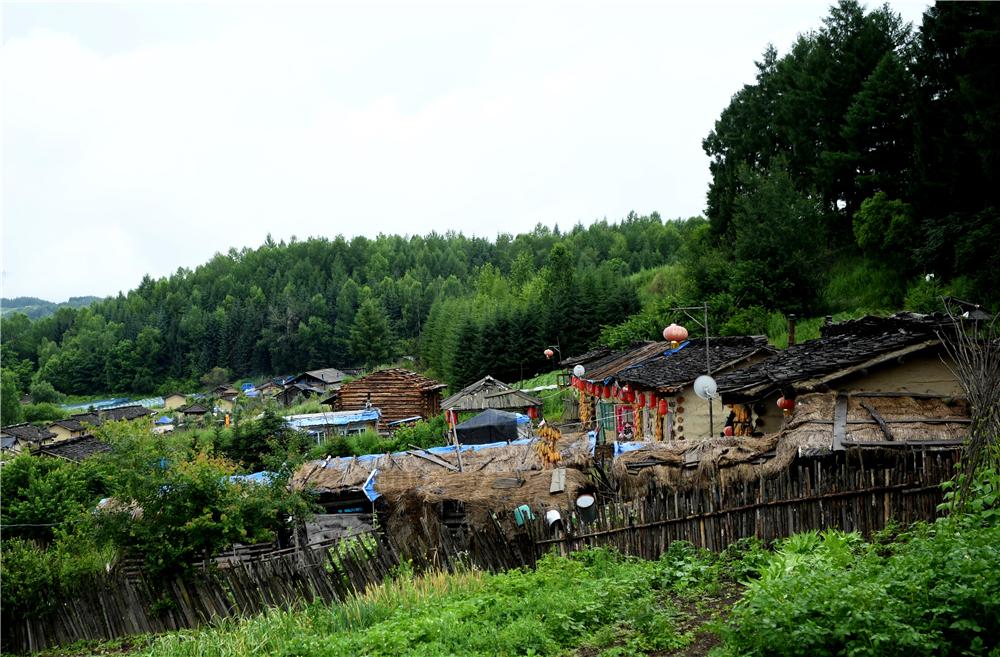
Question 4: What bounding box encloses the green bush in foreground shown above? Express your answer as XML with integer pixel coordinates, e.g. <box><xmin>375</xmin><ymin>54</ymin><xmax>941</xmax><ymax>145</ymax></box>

<box><xmin>719</xmin><ymin>519</ymin><xmax>1000</xmax><ymax>657</ymax></box>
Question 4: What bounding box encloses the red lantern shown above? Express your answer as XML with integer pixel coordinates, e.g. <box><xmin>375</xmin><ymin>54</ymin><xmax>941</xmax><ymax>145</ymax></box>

<box><xmin>544</xmin><ymin>348</ymin><xmax>554</xmax><ymax>359</ymax></box>
<box><xmin>527</xmin><ymin>406</ymin><xmax>538</xmax><ymax>420</ymax></box>
<box><xmin>777</xmin><ymin>397</ymin><xmax>795</xmax><ymax>411</ymax></box>
<box><xmin>625</xmin><ymin>390</ymin><xmax>635</xmax><ymax>403</ymax></box>
<box><xmin>723</xmin><ymin>425</ymin><xmax>734</xmax><ymax>437</ymax></box>
<box><xmin>637</xmin><ymin>392</ymin><xmax>646</xmax><ymax>406</ymax></box>
<box><xmin>657</xmin><ymin>399</ymin><xmax>668</xmax><ymax>415</ymax></box>
<box><xmin>648</xmin><ymin>394</ymin><xmax>656</xmax><ymax>409</ymax></box>
<box><xmin>446</xmin><ymin>410</ymin><xmax>457</xmax><ymax>426</ymax></box>
<box><xmin>602</xmin><ymin>386</ymin><xmax>611</xmax><ymax>399</ymax></box>
<box><xmin>663</xmin><ymin>323</ymin><xmax>689</xmax><ymax>344</ymax></box>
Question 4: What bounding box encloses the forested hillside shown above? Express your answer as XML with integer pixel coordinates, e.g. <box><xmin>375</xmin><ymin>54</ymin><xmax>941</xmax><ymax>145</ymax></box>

<box><xmin>1</xmin><ymin>1</ymin><xmax>997</xmax><ymax>408</ymax></box>
<box><xmin>0</xmin><ymin>296</ymin><xmax>102</xmax><ymax>320</ymax></box>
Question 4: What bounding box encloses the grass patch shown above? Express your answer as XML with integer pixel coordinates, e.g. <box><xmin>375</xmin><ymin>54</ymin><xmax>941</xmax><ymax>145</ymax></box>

<box><xmin>512</xmin><ymin>371</ymin><xmax>567</xmax><ymax>422</ymax></box>
<box><xmin>132</xmin><ymin>549</ymin><xmax>694</xmax><ymax>657</ymax></box>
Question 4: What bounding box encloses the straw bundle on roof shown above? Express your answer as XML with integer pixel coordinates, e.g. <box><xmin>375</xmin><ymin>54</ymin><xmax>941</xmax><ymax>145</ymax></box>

<box><xmin>291</xmin><ymin>433</ymin><xmax>594</xmax><ymax>494</ymax></box>
<box><xmin>378</xmin><ymin>467</ymin><xmax>590</xmax><ymax>512</ymax></box>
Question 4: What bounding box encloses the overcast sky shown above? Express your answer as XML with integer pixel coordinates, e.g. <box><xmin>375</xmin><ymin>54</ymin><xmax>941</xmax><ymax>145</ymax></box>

<box><xmin>2</xmin><ymin>0</ymin><xmax>930</xmax><ymax>302</ymax></box>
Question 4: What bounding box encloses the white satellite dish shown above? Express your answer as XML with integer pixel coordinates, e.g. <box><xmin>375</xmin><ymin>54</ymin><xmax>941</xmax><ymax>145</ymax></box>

<box><xmin>693</xmin><ymin>375</ymin><xmax>718</xmax><ymax>400</ymax></box>
<box><xmin>573</xmin><ymin>364</ymin><xmax>585</xmax><ymax>377</ymax></box>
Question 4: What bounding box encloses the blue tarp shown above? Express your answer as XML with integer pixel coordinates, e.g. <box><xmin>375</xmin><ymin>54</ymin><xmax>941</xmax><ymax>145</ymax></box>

<box><xmin>362</xmin><ymin>469</ymin><xmax>380</xmax><ymax>501</ymax></box>
<box><xmin>284</xmin><ymin>409</ymin><xmax>381</xmax><ymax>429</ymax></box>
<box><xmin>228</xmin><ymin>471</ymin><xmax>275</xmax><ymax>485</ymax></box>
<box><xmin>155</xmin><ymin>416</ymin><xmax>173</xmax><ymax>425</ymax></box>
<box><xmin>613</xmin><ymin>440</ymin><xmax>647</xmax><ymax>457</ymax></box>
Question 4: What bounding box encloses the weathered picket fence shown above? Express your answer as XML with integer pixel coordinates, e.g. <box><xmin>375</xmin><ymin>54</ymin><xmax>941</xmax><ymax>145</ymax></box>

<box><xmin>2</xmin><ymin>448</ymin><xmax>958</xmax><ymax>654</ymax></box>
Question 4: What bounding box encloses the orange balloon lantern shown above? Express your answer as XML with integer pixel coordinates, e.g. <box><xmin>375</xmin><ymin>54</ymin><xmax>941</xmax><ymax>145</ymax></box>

<box><xmin>663</xmin><ymin>323</ymin><xmax>689</xmax><ymax>347</ymax></box>
<box><xmin>723</xmin><ymin>425</ymin><xmax>734</xmax><ymax>437</ymax></box>
<box><xmin>544</xmin><ymin>348</ymin><xmax>554</xmax><ymax>359</ymax></box>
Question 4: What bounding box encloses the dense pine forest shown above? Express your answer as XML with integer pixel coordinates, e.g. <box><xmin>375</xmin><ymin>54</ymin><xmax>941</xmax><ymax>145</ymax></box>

<box><xmin>1</xmin><ymin>1</ymin><xmax>998</xmax><ymax>411</ymax></box>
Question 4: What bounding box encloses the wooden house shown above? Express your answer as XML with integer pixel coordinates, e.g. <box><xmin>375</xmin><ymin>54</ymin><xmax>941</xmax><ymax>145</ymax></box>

<box><xmin>441</xmin><ymin>375</ymin><xmax>543</xmax><ymax>416</ymax></box>
<box><xmin>331</xmin><ymin>368</ymin><xmax>446</xmax><ymax>429</ymax></box>
<box><xmin>716</xmin><ymin>314</ymin><xmax>962</xmax><ymax>439</ymax></box>
<box><xmin>567</xmin><ymin>336</ymin><xmax>773</xmax><ymax>442</ymax></box>
<box><xmin>162</xmin><ymin>393</ymin><xmax>187</xmax><ymax>410</ymax></box>
<box><xmin>291</xmin><ymin>367</ymin><xmax>348</xmax><ymax>392</ymax></box>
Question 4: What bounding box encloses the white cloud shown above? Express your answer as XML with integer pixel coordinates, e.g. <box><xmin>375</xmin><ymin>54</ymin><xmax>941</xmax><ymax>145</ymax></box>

<box><xmin>1</xmin><ymin>1</ymin><xmax>931</xmax><ymax>300</ymax></box>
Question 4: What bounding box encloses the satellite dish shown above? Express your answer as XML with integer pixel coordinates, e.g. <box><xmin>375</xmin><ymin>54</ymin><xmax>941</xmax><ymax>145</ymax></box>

<box><xmin>573</xmin><ymin>364</ymin><xmax>585</xmax><ymax>377</ymax></box>
<box><xmin>693</xmin><ymin>375</ymin><xmax>718</xmax><ymax>400</ymax></box>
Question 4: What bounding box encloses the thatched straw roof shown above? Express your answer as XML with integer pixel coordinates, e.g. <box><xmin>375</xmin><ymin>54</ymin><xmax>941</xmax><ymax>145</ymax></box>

<box><xmin>291</xmin><ymin>433</ymin><xmax>595</xmax><ymax>495</ymax></box>
<box><xmin>378</xmin><ymin>468</ymin><xmax>591</xmax><ymax>512</ymax></box>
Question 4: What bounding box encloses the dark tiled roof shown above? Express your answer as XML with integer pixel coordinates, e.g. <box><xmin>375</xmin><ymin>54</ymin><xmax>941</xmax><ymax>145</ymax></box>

<box><xmin>101</xmin><ymin>405</ymin><xmax>152</xmax><ymax>421</ymax></box>
<box><xmin>70</xmin><ymin>413</ymin><xmax>102</xmax><ymax>426</ymax></box>
<box><xmin>560</xmin><ymin>346</ymin><xmax>614</xmax><ymax>367</ymax></box>
<box><xmin>38</xmin><ymin>435</ymin><xmax>111</xmax><ymax>461</ymax></box>
<box><xmin>182</xmin><ymin>404</ymin><xmax>210</xmax><ymax>414</ymax></box>
<box><xmin>717</xmin><ymin>316</ymin><xmax>942</xmax><ymax>401</ymax></box>
<box><xmin>1</xmin><ymin>423</ymin><xmax>55</xmax><ymax>443</ymax></box>
<box><xmin>294</xmin><ymin>368</ymin><xmax>347</xmax><ymax>385</ymax></box>
<box><xmin>618</xmin><ymin>336</ymin><xmax>772</xmax><ymax>391</ymax></box>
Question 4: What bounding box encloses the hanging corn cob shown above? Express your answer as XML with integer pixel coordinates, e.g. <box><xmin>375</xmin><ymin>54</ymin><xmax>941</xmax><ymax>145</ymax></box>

<box><xmin>534</xmin><ymin>424</ymin><xmax>562</xmax><ymax>467</ymax></box>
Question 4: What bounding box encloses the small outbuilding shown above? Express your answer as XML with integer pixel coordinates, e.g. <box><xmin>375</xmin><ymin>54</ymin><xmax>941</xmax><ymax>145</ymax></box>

<box><xmin>441</xmin><ymin>375</ymin><xmax>543</xmax><ymax>416</ymax></box>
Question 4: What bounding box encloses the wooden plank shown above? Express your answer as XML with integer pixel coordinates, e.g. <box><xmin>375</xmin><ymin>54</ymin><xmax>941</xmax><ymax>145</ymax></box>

<box><xmin>832</xmin><ymin>393</ymin><xmax>849</xmax><ymax>451</ymax></box>
<box><xmin>860</xmin><ymin>400</ymin><xmax>895</xmax><ymax>441</ymax></box>
<box><xmin>842</xmin><ymin>439</ymin><xmax>966</xmax><ymax>448</ymax></box>
<box><xmin>406</xmin><ymin>447</ymin><xmax>459</xmax><ymax>471</ymax></box>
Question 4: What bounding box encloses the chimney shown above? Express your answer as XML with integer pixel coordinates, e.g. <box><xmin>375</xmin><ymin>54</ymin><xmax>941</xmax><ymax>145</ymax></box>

<box><xmin>787</xmin><ymin>314</ymin><xmax>797</xmax><ymax>346</ymax></box>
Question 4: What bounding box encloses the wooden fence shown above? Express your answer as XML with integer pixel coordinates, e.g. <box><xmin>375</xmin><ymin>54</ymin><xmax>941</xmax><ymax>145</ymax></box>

<box><xmin>2</xmin><ymin>448</ymin><xmax>958</xmax><ymax>654</ymax></box>
<box><xmin>527</xmin><ymin>449</ymin><xmax>958</xmax><ymax>558</ymax></box>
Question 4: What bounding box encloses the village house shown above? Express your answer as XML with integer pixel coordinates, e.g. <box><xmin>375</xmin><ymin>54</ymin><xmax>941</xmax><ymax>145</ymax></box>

<box><xmin>329</xmin><ymin>368</ymin><xmax>446</xmax><ymax>430</ymax></box>
<box><xmin>565</xmin><ymin>336</ymin><xmax>773</xmax><ymax>442</ymax></box>
<box><xmin>276</xmin><ymin>382</ymin><xmax>326</xmax><ymax>407</ymax></box>
<box><xmin>180</xmin><ymin>403</ymin><xmax>210</xmax><ymax>421</ymax></box>
<box><xmin>441</xmin><ymin>375</ymin><xmax>544</xmax><ymax>419</ymax></box>
<box><xmin>46</xmin><ymin>414</ymin><xmax>100</xmax><ymax>443</ymax></box>
<box><xmin>284</xmin><ymin>408</ymin><xmax>381</xmax><ymax>441</ymax></box>
<box><xmin>291</xmin><ymin>367</ymin><xmax>347</xmax><ymax>392</ymax></box>
<box><xmin>0</xmin><ymin>423</ymin><xmax>56</xmax><ymax>454</ymax></box>
<box><xmin>714</xmin><ymin>313</ymin><xmax>964</xmax><ymax>445</ymax></box>
<box><xmin>101</xmin><ymin>405</ymin><xmax>154</xmax><ymax>422</ymax></box>
<box><xmin>162</xmin><ymin>393</ymin><xmax>187</xmax><ymax>410</ymax></box>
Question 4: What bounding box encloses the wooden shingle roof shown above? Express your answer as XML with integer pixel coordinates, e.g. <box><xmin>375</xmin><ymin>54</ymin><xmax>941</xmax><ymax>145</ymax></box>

<box><xmin>716</xmin><ymin>315</ymin><xmax>944</xmax><ymax>402</ymax></box>
<box><xmin>617</xmin><ymin>336</ymin><xmax>772</xmax><ymax>391</ymax></box>
<box><xmin>1</xmin><ymin>423</ymin><xmax>56</xmax><ymax>443</ymax></box>
<box><xmin>441</xmin><ymin>375</ymin><xmax>541</xmax><ymax>412</ymax></box>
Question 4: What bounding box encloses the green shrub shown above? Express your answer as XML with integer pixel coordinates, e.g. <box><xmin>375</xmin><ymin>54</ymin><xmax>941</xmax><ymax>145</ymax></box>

<box><xmin>719</xmin><ymin>521</ymin><xmax>1000</xmax><ymax>656</ymax></box>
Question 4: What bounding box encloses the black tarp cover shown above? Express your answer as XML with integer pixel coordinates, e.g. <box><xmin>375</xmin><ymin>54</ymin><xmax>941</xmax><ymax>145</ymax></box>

<box><xmin>455</xmin><ymin>408</ymin><xmax>520</xmax><ymax>445</ymax></box>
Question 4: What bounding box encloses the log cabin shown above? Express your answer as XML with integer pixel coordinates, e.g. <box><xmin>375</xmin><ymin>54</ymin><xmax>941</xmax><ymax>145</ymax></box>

<box><xmin>330</xmin><ymin>368</ymin><xmax>446</xmax><ymax>430</ymax></box>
